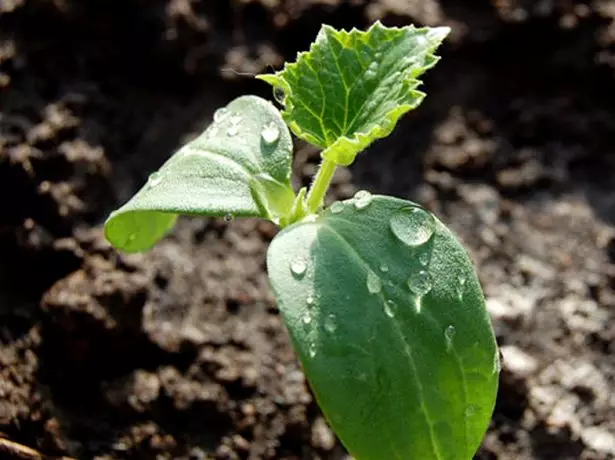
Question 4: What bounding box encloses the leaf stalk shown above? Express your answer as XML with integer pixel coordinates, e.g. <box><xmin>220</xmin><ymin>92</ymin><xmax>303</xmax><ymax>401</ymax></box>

<box><xmin>306</xmin><ymin>159</ymin><xmax>337</xmax><ymax>213</ymax></box>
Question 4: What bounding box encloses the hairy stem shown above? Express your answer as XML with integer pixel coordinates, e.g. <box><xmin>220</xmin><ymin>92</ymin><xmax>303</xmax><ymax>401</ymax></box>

<box><xmin>306</xmin><ymin>159</ymin><xmax>337</xmax><ymax>213</ymax></box>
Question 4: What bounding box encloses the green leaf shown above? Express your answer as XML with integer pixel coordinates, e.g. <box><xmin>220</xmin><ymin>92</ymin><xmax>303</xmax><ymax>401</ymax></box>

<box><xmin>258</xmin><ymin>22</ymin><xmax>449</xmax><ymax>166</ymax></box>
<box><xmin>105</xmin><ymin>95</ymin><xmax>295</xmax><ymax>252</ymax></box>
<box><xmin>267</xmin><ymin>194</ymin><xmax>498</xmax><ymax>460</ymax></box>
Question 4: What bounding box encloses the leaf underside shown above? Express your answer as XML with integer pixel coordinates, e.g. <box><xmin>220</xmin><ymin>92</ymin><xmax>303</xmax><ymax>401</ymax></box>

<box><xmin>105</xmin><ymin>95</ymin><xmax>295</xmax><ymax>252</ymax></box>
<box><xmin>258</xmin><ymin>21</ymin><xmax>449</xmax><ymax>166</ymax></box>
<box><xmin>267</xmin><ymin>195</ymin><xmax>499</xmax><ymax>460</ymax></box>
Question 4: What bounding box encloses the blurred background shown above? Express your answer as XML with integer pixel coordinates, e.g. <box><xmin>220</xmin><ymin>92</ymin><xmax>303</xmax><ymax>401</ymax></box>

<box><xmin>1</xmin><ymin>1</ymin><xmax>614</xmax><ymax>459</ymax></box>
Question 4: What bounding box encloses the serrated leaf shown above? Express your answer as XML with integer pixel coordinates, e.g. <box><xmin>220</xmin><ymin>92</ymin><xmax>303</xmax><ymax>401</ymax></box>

<box><xmin>267</xmin><ymin>195</ymin><xmax>498</xmax><ymax>460</ymax></box>
<box><xmin>258</xmin><ymin>21</ymin><xmax>449</xmax><ymax>166</ymax></box>
<box><xmin>105</xmin><ymin>95</ymin><xmax>295</xmax><ymax>252</ymax></box>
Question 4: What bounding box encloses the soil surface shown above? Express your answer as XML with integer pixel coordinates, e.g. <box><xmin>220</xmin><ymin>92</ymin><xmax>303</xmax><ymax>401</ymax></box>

<box><xmin>1</xmin><ymin>1</ymin><xmax>615</xmax><ymax>459</ymax></box>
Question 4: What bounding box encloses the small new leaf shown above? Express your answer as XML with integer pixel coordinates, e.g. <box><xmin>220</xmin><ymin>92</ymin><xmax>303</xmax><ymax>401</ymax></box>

<box><xmin>105</xmin><ymin>96</ymin><xmax>295</xmax><ymax>252</ymax></box>
<box><xmin>258</xmin><ymin>21</ymin><xmax>449</xmax><ymax>166</ymax></box>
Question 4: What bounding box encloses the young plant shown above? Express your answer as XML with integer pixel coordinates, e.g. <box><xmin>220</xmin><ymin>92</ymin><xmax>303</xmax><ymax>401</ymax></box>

<box><xmin>105</xmin><ymin>22</ymin><xmax>499</xmax><ymax>460</ymax></box>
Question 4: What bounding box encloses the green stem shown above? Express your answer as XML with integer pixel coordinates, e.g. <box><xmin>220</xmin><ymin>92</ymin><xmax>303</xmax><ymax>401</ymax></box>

<box><xmin>306</xmin><ymin>159</ymin><xmax>337</xmax><ymax>213</ymax></box>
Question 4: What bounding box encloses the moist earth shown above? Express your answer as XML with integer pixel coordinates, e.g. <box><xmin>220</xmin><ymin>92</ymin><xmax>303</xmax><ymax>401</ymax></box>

<box><xmin>1</xmin><ymin>1</ymin><xmax>615</xmax><ymax>459</ymax></box>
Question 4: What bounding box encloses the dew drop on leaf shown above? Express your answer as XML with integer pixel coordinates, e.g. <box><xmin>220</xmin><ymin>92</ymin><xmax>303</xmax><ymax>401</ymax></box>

<box><xmin>384</xmin><ymin>300</ymin><xmax>396</xmax><ymax>318</ymax></box>
<box><xmin>303</xmin><ymin>313</ymin><xmax>312</xmax><ymax>324</ymax></box>
<box><xmin>330</xmin><ymin>201</ymin><xmax>344</xmax><ymax>214</ymax></box>
<box><xmin>148</xmin><ymin>172</ymin><xmax>162</xmax><ymax>188</ymax></box>
<box><xmin>366</xmin><ymin>270</ymin><xmax>382</xmax><ymax>294</ymax></box>
<box><xmin>306</xmin><ymin>295</ymin><xmax>314</xmax><ymax>306</ymax></box>
<box><xmin>273</xmin><ymin>87</ymin><xmax>286</xmax><ymax>105</ymax></box>
<box><xmin>324</xmin><ymin>314</ymin><xmax>337</xmax><ymax>333</ymax></box>
<box><xmin>419</xmin><ymin>252</ymin><xmax>429</xmax><ymax>266</ymax></box>
<box><xmin>353</xmin><ymin>190</ymin><xmax>372</xmax><ymax>210</ymax></box>
<box><xmin>290</xmin><ymin>257</ymin><xmax>307</xmax><ymax>278</ymax></box>
<box><xmin>444</xmin><ymin>325</ymin><xmax>456</xmax><ymax>349</ymax></box>
<box><xmin>261</xmin><ymin>122</ymin><xmax>280</xmax><ymax>144</ymax></box>
<box><xmin>456</xmin><ymin>274</ymin><xmax>466</xmax><ymax>299</ymax></box>
<box><xmin>224</xmin><ymin>213</ymin><xmax>234</xmax><ymax>222</ymax></box>
<box><xmin>308</xmin><ymin>342</ymin><xmax>316</xmax><ymax>358</ymax></box>
<box><xmin>465</xmin><ymin>404</ymin><xmax>478</xmax><ymax>418</ymax></box>
<box><xmin>227</xmin><ymin>124</ymin><xmax>239</xmax><ymax>137</ymax></box>
<box><xmin>389</xmin><ymin>206</ymin><xmax>435</xmax><ymax>247</ymax></box>
<box><xmin>379</xmin><ymin>264</ymin><xmax>389</xmax><ymax>273</ymax></box>
<box><xmin>407</xmin><ymin>270</ymin><xmax>432</xmax><ymax>296</ymax></box>
<box><xmin>127</xmin><ymin>232</ymin><xmax>137</xmax><ymax>243</ymax></box>
<box><xmin>213</xmin><ymin>107</ymin><xmax>228</xmax><ymax>123</ymax></box>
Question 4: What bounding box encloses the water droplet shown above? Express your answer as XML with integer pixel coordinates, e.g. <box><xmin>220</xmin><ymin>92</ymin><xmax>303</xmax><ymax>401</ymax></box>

<box><xmin>384</xmin><ymin>300</ymin><xmax>396</xmax><ymax>318</ymax></box>
<box><xmin>444</xmin><ymin>325</ymin><xmax>456</xmax><ymax>349</ymax></box>
<box><xmin>407</xmin><ymin>270</ymin><xmax>432</xmax><ymax>296</ymax></box>
<box><xmin>389</xmin><ymin>206</ymin><xmax>435</xmax><ymax>247</ymax></box>
<box><xmin>148</xmin><ymin>172</ymin><xmax>162</xmax><ymax>188</ymax></box>
<box><xmin>330</xmin><ymin>201</ymin><xmax>344</xmax><ymax>214</ymax></box>
<box><xmin>366</xmin><ymin>270</ymin><xmax>382</xmax><ymax>294</ymax></box>
<box><xmin>303</xmin><ymin>313</ymin><xmax>312</xmax><ymax>324</ymax></box>
<box><xmin>306</xmin><ymin>295</ymin><xmax>314</xmax><ymax>307</ymax></box>
<box><xmin>226</xmin><ymin>124</ymin><xmax>239</xmax><ymax>137</ymax></box>
<box><xmin>273</xmin><ymin>87</ymin><xmax>286</xmax><ymax>105</ymax></box>
<box><xmin>465</xmin><ymin>405</ymin><xmax>478</xmax><ymax>418</ymax></box>
<box><xmin>290</xmin><ymin>257</ymin><xmax>307</xmax><ymax>278</ymax></box>
<box><xmin>127</xmin><ymin>232</ymin><xmax>137</xmax><ymax>243</ymax></box>
<box><xmin>308</xmin><ymin>342</ymin><xmax>316</xmax><ymax>358</ymax></box>
<box><xmin>224</xmin><ymin>213</ymin><xmax>234</xmax><ymax>222</ymax></box>
<box><xmin>379</xmin><ymin>264</ymin><xmax>389</xmax><ymax>273</ymax></box>
<box><xmin>419</xmin><ymin>252</ymin><xmax>429</xmax><ymax>266</ymax></box>
<box><xmin>324</xmin><ymin>314</ymin><xmax>337</xmax><ymax>333</ymax></box>
<box><xmin>261</xmin><ymin>122</ymin><xmax>280</xmax><ymax>144</ymax></box>
<box><xmin>213</xmin><ymin>107</ymin><xmax>228</xmax><ymax>123</ymax></box>
<box><xmin>457</xmin><ymin>275</ymin><xmax>467</xmax><ymax>298</ymax></box>
<box><xmin>353</xmin><ymin>190</ymin><xmax>372</xmax><ymax>210</ymax></box>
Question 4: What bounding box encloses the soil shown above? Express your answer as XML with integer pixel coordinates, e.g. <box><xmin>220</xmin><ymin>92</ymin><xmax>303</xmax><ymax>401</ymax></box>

<box><xmin>1</xmin><ymin>0</ymin><xmax>615</xmax><ymax>459</ymax></box>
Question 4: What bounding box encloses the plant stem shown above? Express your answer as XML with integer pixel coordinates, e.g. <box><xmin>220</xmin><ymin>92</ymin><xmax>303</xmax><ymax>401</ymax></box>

<box><xmin>306</xmin><ymin>158</ymin><xmax>337</xmax><ymax>213</ymax></box>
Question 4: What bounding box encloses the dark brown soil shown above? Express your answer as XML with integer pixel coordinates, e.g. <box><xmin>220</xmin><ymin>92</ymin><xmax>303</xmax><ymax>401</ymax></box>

<box><xmin>1</xmin><ymin>1</ymin><xmax>615</xmax><ymax>459</ymax></box>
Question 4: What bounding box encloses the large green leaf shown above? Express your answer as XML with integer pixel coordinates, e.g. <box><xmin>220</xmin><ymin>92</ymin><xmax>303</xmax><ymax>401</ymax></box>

<box><xmin>258</xmin><ymin>22</ymin><xmax>449</xmax><ymax>166</ymax></box>
<box><xmin>267</xmin><ymin>194</ymin><xmax>499</xmax><ymax>460</ymax></box>
<box><xmin>105</xmin><ymin>95</ymin><xmax>295</xmax><ymax>252</ymax></box>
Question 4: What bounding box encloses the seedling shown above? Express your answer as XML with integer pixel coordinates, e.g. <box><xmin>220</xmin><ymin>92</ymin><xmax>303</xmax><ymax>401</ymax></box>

<box><xmin>105</xmin><ymin>22</ymin><xmax>499</xmax><ymax>460</ymax></box>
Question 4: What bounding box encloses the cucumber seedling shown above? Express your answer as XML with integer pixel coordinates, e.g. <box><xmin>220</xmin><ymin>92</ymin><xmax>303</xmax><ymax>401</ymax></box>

<box><xmin>105</xmin><ymin>22</ymin><xmax>499</xmax><ymax>460</ymax></box>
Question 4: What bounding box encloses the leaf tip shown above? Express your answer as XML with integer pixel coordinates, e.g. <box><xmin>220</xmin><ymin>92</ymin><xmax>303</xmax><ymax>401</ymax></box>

<box><xmin>428</xmin><ymin>26</ymin><xmax>452</xmax><ymax>43</ymax></box>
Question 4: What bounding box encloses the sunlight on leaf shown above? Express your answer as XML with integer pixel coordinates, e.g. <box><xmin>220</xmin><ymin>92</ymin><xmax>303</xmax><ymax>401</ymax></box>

<box><xmin>258</xmin><ymin>21</ymin><xmax>449</xmax><ymax>166</ymax></box>
<box><xmin>105</xmin><ymin>96</ymin><xmax>295</xmax><ymax>252</ymax></box>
